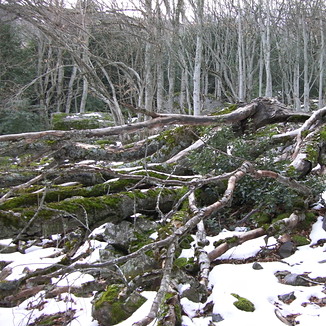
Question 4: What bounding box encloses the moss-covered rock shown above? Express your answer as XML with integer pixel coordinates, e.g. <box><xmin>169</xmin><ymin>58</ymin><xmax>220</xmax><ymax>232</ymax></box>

<box><xmin>231</xmin><ymin>293</ymin><xmax>255</xmax><ymax>312</ymax></box>
<box><xmin>92</xmin><ymin>285</ymin><xmax>146</xmax><ymax>325</ymax></box>
<box><xmin>52</xmin><ymin>112</ymin><xmax>114</xmax><ymax>131</ymax></box>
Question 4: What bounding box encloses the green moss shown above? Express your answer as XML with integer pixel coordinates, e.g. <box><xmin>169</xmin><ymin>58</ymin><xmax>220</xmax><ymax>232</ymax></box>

<box><xmin>47</xmin><ymin>194</ymin><xmax>122</xmax><ymax>214</ymax></box>
<box><xmin>0</xmin><ymin>210</ymin><xmax>22</xmax><ymax>228</ymax></box>
<box><xmin>94</xmin><ymin>285</ymin><xmax>146</xmax><ymax>325</ymax></box>
<box><xmin>301</xmin><ymin>130</ymin><xmax>310</xmax><ymax>138</ymax></box>
<box><xmin>95</xmin><ymin>139</ymin><xmax>114</xmax><ymax>146</ymax></box>
<box><xmin>158</xmin><ymin>224</ymin><xmax>174</xmax><ymax>239</ymax></box>
<box><xmin>231</xmin><ymin>293</ymin><xmax>255</xmax><ymax>312</ymax></box>
<box><xmin>174</xmin><ymin>257</ymin><xmax>188</xmax><ymax>268</ymax></box>
<box><xmin>254</xmin><ymin>124</ymin><xmax>279</xmax><ymax>138</ymax></box>
<box><xmin>124</xmin><ymin>143</ymin><xmax>135</xmax><ymax>149</ymax></box>
<box><xmin>129</xmin><ymin>230</ymin><xmax>154</xmax><ymax>252</ymax></box>
<box><xmin>306</xmin><ymin>144</ymin><xmax>319</xmax><ymax>163</ymax></box>
<box><xmin>254</xmin><ymin>212</ymin><xmax>271</xmax><ymax>226</ymax></box>
<box><xmin>52</xmin><ymin>112</ymin><xmax>114</xmax><ymax>131</ymax></box>
<box><xmin>320</xmin><ymin>126</ymin><xmax>326</xmax><ymax>140</ymax></box>
<box><xmin>179</xmin><ymin>234</ymin><xmax>194</xmax><ymax>249</ymax></box>
<box><xmin>158</xmin><ymin>292</ymin><xmax>182</xmax><ymax>326</ymax></box>
<box><xmin>226</xmin><ymin>236</ymin><xmax>239</xmax><ymax>244</ymax></box>
<box><xmin>44</xmin><ymin>139</ymin><xmax>58</xmax><ymax>146</ymax></box>
<box><xmin>211</xmin><ymin>104</ymin><xmax>238</xmax><ymax>116</ymax></box>
<box><xmin>298</xmin><ymin>212</ymin><xmax>317</xmax><ymax>230</ymax></box>
<box><xmin>213</xmin><ymin>239</ymin><xmax>224</xmax><ymax>247</ymax></box>
<box><xmin>64</xmin><ymin>239</ymin><xmax>78</xmax><ymax>251</ymax></box>
<box><xmin>94</xmin><ymin>284</ymin><xmax>122</xmax><ymax>309</ymax></box>
<box><xmin>292</xmin><ymin>235</ymin><xmax>310</xmax><ymax>246</ymax></box>
<box><xmin>0</xmin><ymin>157</ymin><xmax>12</xmax><ymax>167</ymax></box>
<box><xmin>273</xmin><ymin>212</ymin><xmax>291</xmax><ymax>223</ymax></box>
<box><xmin>0</xmin><ymin>193</ymin><xmax>40</xmax><ymax>210</ymax></box>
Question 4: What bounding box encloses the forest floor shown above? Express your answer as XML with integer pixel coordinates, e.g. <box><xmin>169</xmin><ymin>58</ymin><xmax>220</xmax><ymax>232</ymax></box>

<box><xmin>0</xmin><ymin>202</ymin><xmax>325</xmax><ymax>326</ymax></box>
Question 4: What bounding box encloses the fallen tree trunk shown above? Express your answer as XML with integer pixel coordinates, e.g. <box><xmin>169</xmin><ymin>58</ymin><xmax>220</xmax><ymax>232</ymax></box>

<box><xmin>0</xmin><ymin>98</ymin><xmax>309</xmax><ymax>143</ymax></box>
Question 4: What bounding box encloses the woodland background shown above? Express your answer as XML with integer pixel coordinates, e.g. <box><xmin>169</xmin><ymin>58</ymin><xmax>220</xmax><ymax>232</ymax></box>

<box><xmin>1</xmin><ymin>0</ymin><xmax>326</xmax><ymax>130</ymax></box>
<box><xmin>0</xmin><ymin>1</ymin><xmax>326</xmax><ymax>326</ymax></box>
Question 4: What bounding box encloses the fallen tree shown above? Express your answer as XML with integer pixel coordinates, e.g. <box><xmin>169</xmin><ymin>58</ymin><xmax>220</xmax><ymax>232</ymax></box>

<box><xmin>0</xmin><ymin>98</ymin><xmax>325</xmax><ymax>325</ymax></box>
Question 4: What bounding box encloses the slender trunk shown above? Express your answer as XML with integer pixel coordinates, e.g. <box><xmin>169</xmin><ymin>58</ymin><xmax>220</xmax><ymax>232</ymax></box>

<box><xmin>180</xmin><ymin>68</ymin><xmax>186</xmax><ymax>113</ymax></box>
<box><xmin>65</xmin><ymin>64</ymin><xmax>78</xmax><ymax>113</ymax></box>
<box><xmin>193</xmin><ymin>34</ymin><xmax>202</xmax><ymax>116</ymax></box>
<box><xmin>259</xmin><ymin>2</ymin><xmax>272</xmax><ymax>97</ymax></box>
<box><xmin>185</xmin><ymin>68</ymin><xmax>192</xmax><ymax>114</ymax></box>
<box><xmin>264</xmin><ymin>19</ymin><xmax>272</xmax><ymax>96</ymax></box>
<box><xmin>36</xmin><ymin>36</ymin><xmax>46</xmax><ymax>109</ymax></box>
<box><xmin>258</xmin><ymin>42</ymin><xmax>263</xmax><ymax>97</ymax></box>
<box><xmin>293</xmin><ymin>45</ymin><xmax>301</xmax><ymax>111</ymax></box>
<box><xmin>167</xmin><ymin>55</ymin><xmax>176</xmax><ymax>113</ymax></box>
<box><xmin>79</xmin><ymin>76</ymin><xmax>88</xmax><ymax>113</ymax></box>
<box><xmin>79</xmin><ymin>4</ymin><xmax>90</xmax><ymax>114</ymax></box>
<box><xmin>302</xmin><ymin>18</ymin><xmax>309</xmax><ymax>112</ymax></box>
<box><xmin>237</xmin><ymin>9</ymin><xmax>244</xmax><ymax>102</ymax></box>
<box><xmin>144</xmin><ymin>42</ymin><xmax>154</xmax><ymax>113</ymax></box>
<box><xmin>318</xmin><ymin>19</ymin><xmax>324</xmax><ymax>109</ymax></box>
<box><xmin>157</xmin><ymin>53</ymin><xmax>164</xmax><ymax>113</ymax></box>
<box><xmin>56</xmin><ymin>48</ymin><xmax>64</xmax><ymax>112</ymax></box>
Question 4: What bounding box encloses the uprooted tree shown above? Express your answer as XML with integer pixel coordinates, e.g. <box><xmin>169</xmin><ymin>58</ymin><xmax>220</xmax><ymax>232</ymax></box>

<box><xmin>0</xmin><ymin>98</ymin><xmax>325</xmax><ymax>325</ymax></box>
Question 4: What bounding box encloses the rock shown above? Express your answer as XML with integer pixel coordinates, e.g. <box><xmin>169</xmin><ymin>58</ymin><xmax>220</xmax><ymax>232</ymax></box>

<box><xmin>52</xmin><ymin>112</ymin><xmax>114</xmax><ymax>131</ymax></box>
<box><xmin>99</xmin><ymin>244</ymin><xmax>123</xmax><ymax>261</ymax></box>
<box><xmin>103</xmin><ymin>221</ymin><xmax>136</xmax><ymax>250</ymax></box>
<box><xmin>176</xmin><ymin>270</ymin><xmax>208</xmax><ymax>303</ymax></box>
<box><xmin>92</xmin><ymin>285</ymin><xmax>146</xmax><ymax>325</ymax></box>
<box><xmin>103</xmin><ymin>217</ymin><xmax>158</xmax><ymax>251</ymax></box>
<box><xmin>120</xmin><ymin>252</ymin><xmax>159</xmax><ymax>279</ymax></box>
<box><xmin>323</xmin><ymin>216</ymin><xmax>326</xmax><ymax>231</ymax></box>
<box><xmin>278</xmin><ymin>241</ymin><xmax>296</xmax><ymax>258</ymax></box>
<box><xmin>283</xmin><ymin>273</ymin><xmax>311</xmax><ymax>286</ymax></box>
<box><xmin>278</xmin><ymin>291</ymin><xmax>296</xmax><ymax>304</ymax></box>
<box><xmin>212</xmin><ymin>313</ymin><xmax>224</xmax><ymax>322</ymax></box>
<box><xmin>252</xmin><ymin>262</ymin><xmax>263</xmax><ymax>270</ymax></box>
<box><xmin>181</xmin><ymin>282</ymin><xmax>207</xmax><ymax>303</ymax></box>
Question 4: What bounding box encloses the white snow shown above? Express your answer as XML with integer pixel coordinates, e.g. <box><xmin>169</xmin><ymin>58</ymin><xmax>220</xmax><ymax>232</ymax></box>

<box><xmin>0</xmin><ymin>246</ymin><xmax>63</xmax><ymax>281</ymax></box>
<box><xmin>0</xmin><ymin>216</ymin><xmax>325</xmax><ymax>325</ymax></box>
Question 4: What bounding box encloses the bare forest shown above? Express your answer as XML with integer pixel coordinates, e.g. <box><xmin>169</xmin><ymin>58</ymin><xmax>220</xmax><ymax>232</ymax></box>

<box><xmin>0</xmin><ymin>1</ymin><xmax>326</xmax><ymax>325</ymax></box>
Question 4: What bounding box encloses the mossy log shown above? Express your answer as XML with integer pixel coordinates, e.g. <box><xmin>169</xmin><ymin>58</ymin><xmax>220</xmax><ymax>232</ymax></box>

<box><xmin>0</xmin><ymin>186</ymin><xmax>186</xmax><ymax>239</ymax></box>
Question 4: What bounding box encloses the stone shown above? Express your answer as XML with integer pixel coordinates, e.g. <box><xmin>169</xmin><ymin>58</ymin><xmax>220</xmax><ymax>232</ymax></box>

<box><xmin>103</xmin><ymin>221</ymin><xmax>136</xmax><ymax>250</ymax></box>
<box><xmin>92</xmin><ymin>285</ymin><xmax>146</xmax><ymax>325</ymax></box>
<box><xmin>212</xmin><ymin>313</ymin><xmax>224</xmax><ymax>322</ymax></box>
<box><xmin>283</xmin><ymin>273</ymin><xmax>311</xmax><ymax>286</ymax></box>
<box><xmin>252</xmin><ymin>262</ymin><xmax>263</xmax><ymax>270</ymax></box>
<box><xmin>278</xmin><ymin>291</ymin><xmax>296</xmax><ymax>304</ymax></box>
<box><xmin>278</xmin><ymin>241</ymin><xmax>296</xmax><ymax>258</ymax></box>
<box><xmin>120</xmin><ymin>252</ymin><xmax>158</xmax><ymax>279</ymax></box>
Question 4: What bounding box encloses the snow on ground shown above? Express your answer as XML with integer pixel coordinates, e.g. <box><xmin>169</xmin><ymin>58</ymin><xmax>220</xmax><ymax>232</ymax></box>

<box><xmin>0</xmin><ymin>217</ymin><xmax>325</xmax><ymax>325</ymax></box>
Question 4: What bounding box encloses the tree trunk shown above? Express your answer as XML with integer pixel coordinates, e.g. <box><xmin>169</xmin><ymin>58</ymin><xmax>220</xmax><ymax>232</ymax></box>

<box><xmin>302</xmin><ymin>17</ymin><xmax>310</xmax><ymax>112</ymax></box>
<box><xmin>65</xmin><ymin>64</ymin><xmax>78</xmax><ymax>113</ymax></box>
<box><xmin>193</xmin><ymin>34</ymin><xmax>202</xmax><ymax>116</ymax></box>
<box><xmin>318</xmin><ymin>19</ymin><xmax>325</xmax><ymax>109</ymax></box>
